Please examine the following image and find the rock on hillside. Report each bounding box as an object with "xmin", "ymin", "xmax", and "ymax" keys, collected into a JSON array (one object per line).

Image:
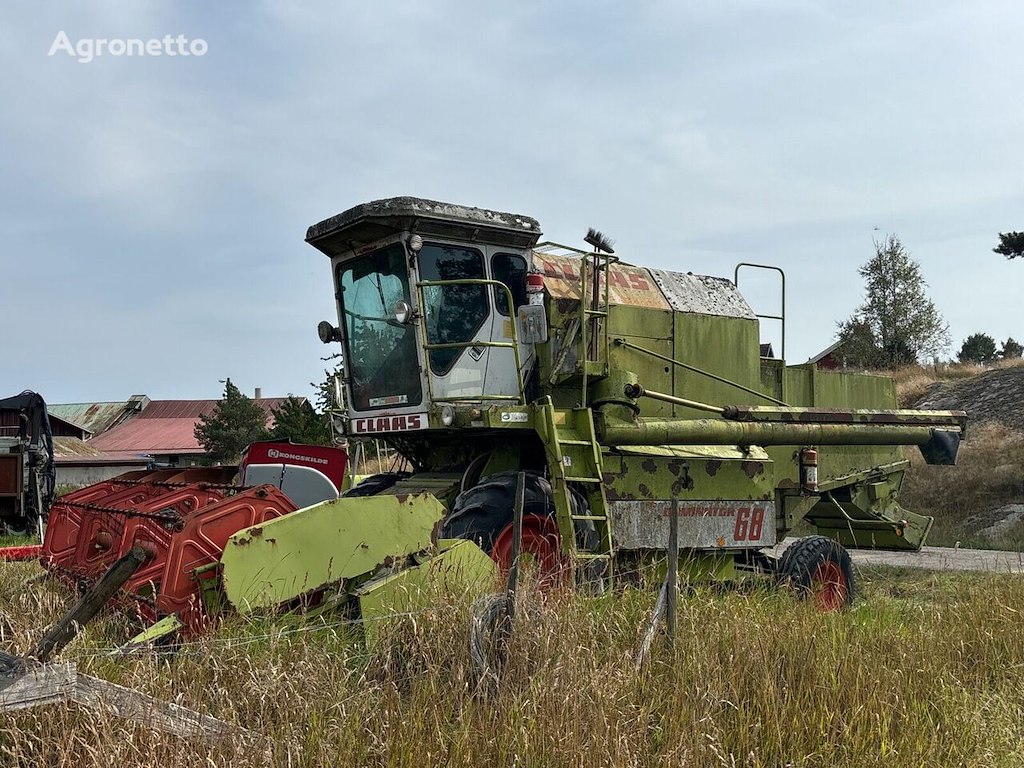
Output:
[{"xmin": 912, "ymin": 366, "xmax": 1024, "ymax": 431}]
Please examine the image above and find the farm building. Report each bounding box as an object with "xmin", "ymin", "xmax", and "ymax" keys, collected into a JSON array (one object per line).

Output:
[{"xmin": 48, "ymin": 393, "xmax": 292, "ymax": 485}]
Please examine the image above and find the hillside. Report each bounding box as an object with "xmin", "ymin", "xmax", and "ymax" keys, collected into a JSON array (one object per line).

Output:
[
  {"xmin": 902, "ymin": 361, "xmax": 1024, "ymax": 429},
  {"xmin": 895, "ymin": 361, "xmax": 1024, "ymax": 549}
]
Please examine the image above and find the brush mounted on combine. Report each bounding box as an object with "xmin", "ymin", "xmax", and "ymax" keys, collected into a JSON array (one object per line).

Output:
[{"xmin": 25, "ymin": 197, "xmax": 967, "ymax": 651}]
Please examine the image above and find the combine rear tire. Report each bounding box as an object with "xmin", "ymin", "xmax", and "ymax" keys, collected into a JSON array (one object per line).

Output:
[{"xmin": 779, "ymin": 535, "xmax": 854, "ymax": 611}]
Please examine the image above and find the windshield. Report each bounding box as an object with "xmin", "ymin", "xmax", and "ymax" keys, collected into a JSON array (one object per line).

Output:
[{"xmin": 337, "ymin": 244, "xmax": 422, "ymax": 410}]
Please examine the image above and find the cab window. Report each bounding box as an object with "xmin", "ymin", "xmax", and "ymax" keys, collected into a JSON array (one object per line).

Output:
[
  {"xmin": 491, "ymin": 253, "xmax": 528, "ymax": 316},
  {"xmin": 418, "ymin": 244, "xmax": 488, "ymax": 375}
]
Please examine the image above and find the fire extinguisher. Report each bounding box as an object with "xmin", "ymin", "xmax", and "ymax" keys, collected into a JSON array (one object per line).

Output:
[{"xmin": 800, "ymin": 448, "xmax": 819, "ymax": 494}]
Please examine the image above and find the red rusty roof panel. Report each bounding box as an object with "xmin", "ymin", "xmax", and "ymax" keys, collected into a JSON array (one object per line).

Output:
[
  {"xmin": 52, "ymin": 437, "xmax": 150, "ymax": 465},
  {"xmin": 86, "ymin": 398, "xmax": 292, "ymax": 456}
]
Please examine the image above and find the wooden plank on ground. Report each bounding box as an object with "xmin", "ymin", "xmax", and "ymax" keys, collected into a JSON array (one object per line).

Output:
[
  {"xmin": 0, "ymin": 660, "xmax": 268, "ymax": 757},
  {"xmin": 0, "ymin": 662, "xmax": 76, "ymax": 711}
]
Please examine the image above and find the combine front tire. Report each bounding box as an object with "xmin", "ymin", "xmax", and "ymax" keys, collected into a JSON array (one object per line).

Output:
[
  {"xmin": 440, "ymin": 471, "xmax": 569, "ymax": 584},
  {"xmin": 779, "ymin": 535, "xmax": 855, "ymax": 611}
]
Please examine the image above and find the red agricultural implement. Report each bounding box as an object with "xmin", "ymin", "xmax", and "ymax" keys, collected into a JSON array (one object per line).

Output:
[{"xmin": 37, "ymin": 441, "xmax": 347, "ymax": 637}]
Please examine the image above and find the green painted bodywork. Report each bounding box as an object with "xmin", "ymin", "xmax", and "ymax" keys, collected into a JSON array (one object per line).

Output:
[
  {"xmin": 124, "ymin": 614, "xmax": 186, "ymax": 649},
  {"xmin": 220, "ymin": 493, "xmax": 446, "ymax": 612},
  {"xmin": 647, "ymin": 550, "xmax": 738, "ymax": 583},
  {"xmin": 535, "ymin": 282, "xmax": 957, "ymax": 551},
  {"xmin": 354, "ymin": 538, "xmax": 498, "ymax": 646}
]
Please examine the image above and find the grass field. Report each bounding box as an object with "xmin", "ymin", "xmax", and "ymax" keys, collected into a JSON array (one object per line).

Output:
[
  {"xmin": 2, "ymin": 560, "xmax": 1024, "ymax": 767},
  {"xmin": 2, "ymin": 361, "xmax": 1021, "ymax": 765}
]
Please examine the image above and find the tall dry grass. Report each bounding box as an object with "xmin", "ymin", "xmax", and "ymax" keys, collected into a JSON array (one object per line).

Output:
[
  {"xmin": 3, "ymin": 561, "xmax": 1024, "ymax": 767},
  {"xmin": 892, "ymin": 360, "xmax": 1024, "ymax": 548}
]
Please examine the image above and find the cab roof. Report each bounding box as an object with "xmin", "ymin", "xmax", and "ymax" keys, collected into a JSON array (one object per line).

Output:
[{"xmin": 306, "ymin": 196, "xmax": 542, "ymax": 257}]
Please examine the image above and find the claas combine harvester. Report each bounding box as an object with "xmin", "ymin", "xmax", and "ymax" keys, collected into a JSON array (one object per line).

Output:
[{"xmin": 26, "ymin": 197, "xmax": 967, "ymax": 646}]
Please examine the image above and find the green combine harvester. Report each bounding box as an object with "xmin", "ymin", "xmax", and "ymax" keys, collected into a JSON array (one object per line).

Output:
[
  {"xmin": 26, "ymin": 197, "xmax": 968, "ymax": 653},
  {"xmin": 215, "ymin": 196, "xmax": 965, "ymax": 620}
]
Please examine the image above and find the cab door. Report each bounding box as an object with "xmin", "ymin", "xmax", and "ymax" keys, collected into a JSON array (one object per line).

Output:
[
  {"xmin": 416, "ymin": 242, "xmax": 526, "ymax": 402},
  {"xmin": 481, "ymin": 250, "xmax": 531, "ymax": 399}
]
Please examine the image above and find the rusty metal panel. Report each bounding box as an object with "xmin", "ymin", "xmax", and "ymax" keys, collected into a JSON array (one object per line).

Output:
[
  {"xmin": 532, "ymin": 253, "xmax": 670, "ymax": 310},
  {"xmin": 649, "ymin": 269, "xmax": 756, "ymax": 319},
  {"xmin": 0, "ymin": 455, "xmax": 20, "ymax": 497},
  {"xmin": 611, "ymin": 499, "xmax": 776, "ymax": 550},
  {"xmin": 48, "ymin": 402, "xmax": 137, "ymax": 436}
]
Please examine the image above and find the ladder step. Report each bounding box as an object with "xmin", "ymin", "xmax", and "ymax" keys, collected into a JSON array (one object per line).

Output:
[
  {"xmin": 556, "ymin": 438, "xmax": 591, "ymax": 446},
  {"xmin": 571, "ymin": 514, "xmax": 608, "ymax": 522},
  {"xmin": 563, "ymin": 476, "xmax": 602, "ymax": 483},
  {"xmin": 583, "ymin": 309, "xmax": 608, "ymax": 317},
  {"xmin": 573, "ymin": 552, "xmax": 612, "ymax": 561}
]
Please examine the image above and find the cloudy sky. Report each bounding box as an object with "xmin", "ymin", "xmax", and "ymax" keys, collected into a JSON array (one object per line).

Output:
[{"xmin": 2, "ymin": 1, "xmax": 1021, "ymax": 405}]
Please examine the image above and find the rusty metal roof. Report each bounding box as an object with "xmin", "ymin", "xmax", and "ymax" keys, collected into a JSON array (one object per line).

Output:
[
  {"xmin": 648, "ymin": 270, "xmax": 756, "ymax": 319},
  {"xmin": 48, "ymin": 401, "xmax": 140, "ymax": 435},
  {"xmin": 531, "ymin": 252, "xmax": 756, "ymax": 319},
  {"xmin": 52, "ymin": 437, "xmax": 150, "ymax": 465},
  {"xmin": 86, "ymin": 398, "xmax": 291, "ymax": 456},
  {"xmin": 53, "ymin": 436, "xmax": 107, "ymax": 458}
]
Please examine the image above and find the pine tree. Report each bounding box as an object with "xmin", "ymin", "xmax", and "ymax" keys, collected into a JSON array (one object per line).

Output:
[
  {"xmin": 957, "ymin": 333, "xmax": 997, "ymax": 364},
  {"xmin": 993, "ymin": 232, "xmax": 1024, "ymax": 259},
  {"xmin": 1000, "ymin": 337, "xmax": 1023, "ymax": 359},
  {"xmin": 194, "ymin": 380, "xmax": 270, "ymax": 464},
  {"xmin": 269, "ymin": 395, "xmax": 333, "ymax": 445}
]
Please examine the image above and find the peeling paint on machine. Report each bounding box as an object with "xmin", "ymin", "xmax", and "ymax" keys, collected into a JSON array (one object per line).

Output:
[{"xmin": 611, "ymin": 500, "xmax": 776, "ymax": 549}]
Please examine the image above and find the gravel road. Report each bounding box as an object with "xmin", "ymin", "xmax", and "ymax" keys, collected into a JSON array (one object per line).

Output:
[{"xmin": 772, "ymin": 538, "xmax": 1024, "ymax": 574}]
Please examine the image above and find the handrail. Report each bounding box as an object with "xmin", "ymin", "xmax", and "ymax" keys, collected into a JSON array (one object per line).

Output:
[
  {"xmin": 734, "ymin": 262, "xmax": 786, "ymax": 361},
  {"xmin": 579, "ymin": 252, "xmax": 615, "ymax": 406},
  {"xmin": 415, "ymin": 278, "xmax": 526, "ymax": 405}
]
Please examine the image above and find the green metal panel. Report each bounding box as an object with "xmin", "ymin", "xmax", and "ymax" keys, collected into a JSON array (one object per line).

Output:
[
  {"xmin": 602, "ymin": 445, "xmax": 776, "ymax": 550},
  {"xmin": 607, "ymin": 307, "xmax": 675, "ymax": 404},
  {"xmin": 124, "ymin": 614, "xmax": 186, "ymax": 649},
  {"xmin": 759, "ymin": 358, "xmax": 785, "ymax": 403},
  {"xmin": 354, "ymin": 538, "xmax": 498, "ymax": 647},
  {"xmin": 648, "ymin": 550, "xmax": 737, "ymax": 583},
  {"xmin": 774, "ymin": 365, "xmax": 906, "ymax": 489},
  {"xmin": 783, "ymin": 366, "xmax": 813, "ymax": 406},
  {"xmin": 220, "ymin": 493, "xmax": 447, "ymax": 612},
  {"xmin": 670, "ymin": 312, "xmax": 763, "ymax": 416}
]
